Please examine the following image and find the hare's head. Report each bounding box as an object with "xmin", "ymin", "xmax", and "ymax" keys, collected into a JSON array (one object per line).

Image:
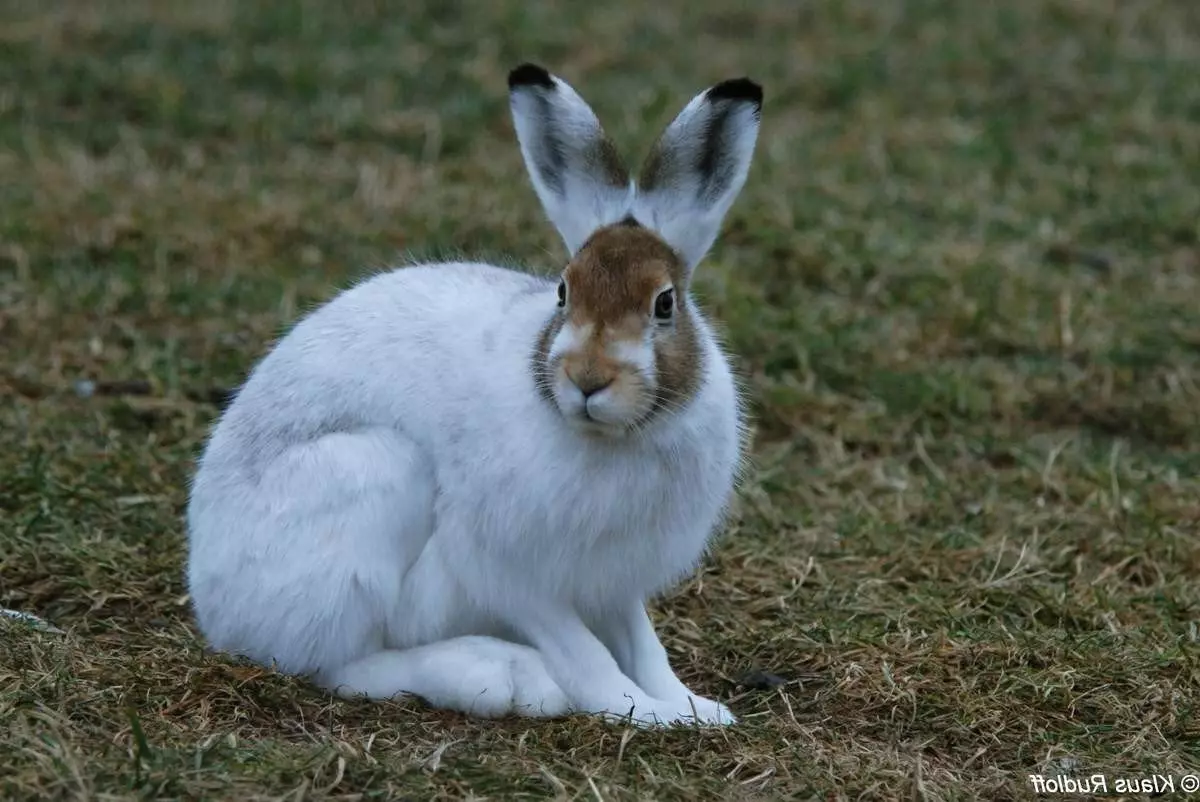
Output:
[{"xmin": 510, "ymin": 64, "xmax": 762, "ymax": 437}]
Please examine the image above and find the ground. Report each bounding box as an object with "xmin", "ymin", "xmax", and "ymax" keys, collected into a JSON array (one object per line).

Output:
[{"xmin": 2, "ymin": 1, "xmax": 1199, "ymax": 799}]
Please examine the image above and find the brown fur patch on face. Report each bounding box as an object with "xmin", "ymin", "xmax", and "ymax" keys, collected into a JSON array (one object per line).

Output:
[
  {"xmin": 650, "ymin": 314, "xmax": 704, "ymax": 420},
  {"xmin": 532, "ymin": 224, "xmax": 705, "ymax": 428},
  {"xmin": 564, "ymin": 225, "xmax": 684, "ymax": 323},
  {"xmin": 532, "ymin": 303, "xmax": 564, "ymax": 408}
]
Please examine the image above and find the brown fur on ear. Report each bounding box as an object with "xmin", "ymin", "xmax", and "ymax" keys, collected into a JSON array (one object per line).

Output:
[{"xmin": 532, "ymin": 223, "xmax": 706, "ymax": 427}]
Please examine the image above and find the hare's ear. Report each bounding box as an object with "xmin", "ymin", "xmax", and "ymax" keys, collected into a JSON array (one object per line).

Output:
[
  {"xmin": 508, "ymin": 64, "xmax": 634, "ymax": 256},
  {"xmin": 631, "ymin": 78, "xmax": 762, "ymax": 273}
]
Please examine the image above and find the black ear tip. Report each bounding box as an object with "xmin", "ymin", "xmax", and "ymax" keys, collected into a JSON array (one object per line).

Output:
[
  {"xmin": 508, "ymin": 63, "xmax": 556, "ymax": 90},
  {"xmin": 707, "ymin": 77, "xmax": 763, "ymax": 109}
]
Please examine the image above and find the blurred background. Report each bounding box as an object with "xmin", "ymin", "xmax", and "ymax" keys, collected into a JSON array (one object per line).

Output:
[{"xmin": 2, "ymin": 1, "xmax": 1198, "ymax": 799}]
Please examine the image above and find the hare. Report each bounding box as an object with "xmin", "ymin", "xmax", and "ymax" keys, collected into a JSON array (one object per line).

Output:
[{"xmin": 186, "ymin": 63, "xmax": 762, "ymax": 727}]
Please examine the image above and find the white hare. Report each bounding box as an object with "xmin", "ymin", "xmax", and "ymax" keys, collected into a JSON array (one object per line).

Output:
[{"xmin": 186, "ymin": 63, "xmax": 762, "ymax": 727}]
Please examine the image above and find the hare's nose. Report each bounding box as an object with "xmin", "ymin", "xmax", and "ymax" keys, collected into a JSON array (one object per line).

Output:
[
  {"xmin": 579, "ymin": 378, "xmax": 613, "ymax": 398},
  {"xmin": 566, "ymin": 368, "xmax": 613, "ymax": 398}
]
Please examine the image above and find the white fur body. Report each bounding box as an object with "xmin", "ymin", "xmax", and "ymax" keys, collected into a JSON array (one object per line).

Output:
[
  {"xmin": 187, "ymin": 64, "xmax": 762, "ymax": 726},
  {"xmin": 188, "ymin": 264, "xmax": 741, "ymax": 720}
]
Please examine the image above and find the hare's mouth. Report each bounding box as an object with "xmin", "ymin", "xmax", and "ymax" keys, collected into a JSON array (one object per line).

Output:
[
  {"xmin": 558, "ymin": 400, "xmax": 634, "ymax": 439},
  {"xmin": 548, "ymin": 364, "xmax": 649, "ymax": 437}
]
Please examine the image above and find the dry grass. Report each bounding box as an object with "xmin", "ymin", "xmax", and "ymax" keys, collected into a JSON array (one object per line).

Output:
[{"xmin": 3, "ymin": 0, "xmax": 1199, "ymax": 799}]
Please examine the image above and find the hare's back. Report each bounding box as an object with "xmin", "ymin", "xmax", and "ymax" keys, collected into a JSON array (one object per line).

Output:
[
  {"xmin": 211, "ymin": 261, "xmax": 555, "ymax": 462},
  {"xmin": 318, "ymin": 261, "xmax": 556, "ymax": 387}
]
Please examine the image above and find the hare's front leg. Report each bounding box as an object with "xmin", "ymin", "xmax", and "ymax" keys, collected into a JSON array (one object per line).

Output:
[
  {"xmin": 511, "ymin": 606, "xmax": 724, "ymax": 727},
  {"xmin": 589, "ymin": 601, "xmax": 737, "ymax": 726}
]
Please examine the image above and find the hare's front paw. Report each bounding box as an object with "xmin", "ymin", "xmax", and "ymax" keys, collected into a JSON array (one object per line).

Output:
[
  {"xmin": 678, "ymin": 695, "xmax": 738, "ymax": 726},
  {"xmin": 614, "ymin": 697, "xmax": 737, "ymax": 728}
]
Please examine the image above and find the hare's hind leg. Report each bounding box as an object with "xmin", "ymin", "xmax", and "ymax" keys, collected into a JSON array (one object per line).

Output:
[
  {"xmin": 322, "ymin": 636, "xmax": 571, "ymax": 719},
  {"xmin": 188, "ymin": 426, "xmax": 437, "ymax": 679}
]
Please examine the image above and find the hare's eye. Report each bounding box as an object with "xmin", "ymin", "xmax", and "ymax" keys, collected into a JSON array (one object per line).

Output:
[
  {"xmin": 556, "ymin": 280, "xmax": 567, "ymax": 308},
  {"xmin": 654, "ymin": 288, "xmax": 675, "ymax": 321}
]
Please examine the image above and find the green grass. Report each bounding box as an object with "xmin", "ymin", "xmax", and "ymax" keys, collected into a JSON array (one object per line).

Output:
[{"xmin": 3, "ymin": 0, "xmax": 1199, "ymax": 798}]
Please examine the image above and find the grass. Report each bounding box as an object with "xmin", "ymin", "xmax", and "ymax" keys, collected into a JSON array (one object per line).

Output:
[{"xmin": 2, "ymin": 0, "xmax": 1199, "ymax": 798}]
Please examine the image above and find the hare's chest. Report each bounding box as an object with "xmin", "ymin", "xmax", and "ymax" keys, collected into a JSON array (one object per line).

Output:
[
  {"xmin": 531, "ymin": 435, "xmax": 736, "ymax": 594},
  {"xmin": 577, "ymin": 452, "xmax": 732, "ymax": 596},
  {"xmin": 437, "ymin": 399, "xmax": 740, "ymax": 598}
]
